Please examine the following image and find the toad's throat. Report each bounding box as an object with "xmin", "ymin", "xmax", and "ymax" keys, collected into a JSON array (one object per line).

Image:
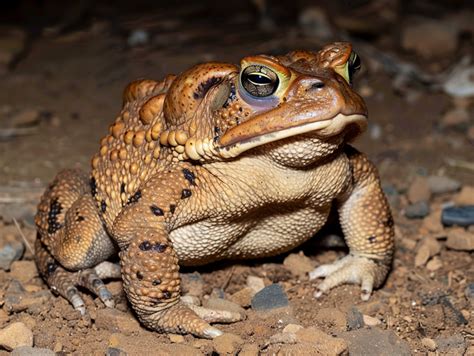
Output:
[{"xmin": 217, "ymin": 113, "xmax": 367, "ymax": 158}]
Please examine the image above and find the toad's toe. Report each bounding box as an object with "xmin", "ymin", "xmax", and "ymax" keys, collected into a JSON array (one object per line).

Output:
[{"xmin": 309, "ymin": 254, "xmax": 388, "ymax": 301}]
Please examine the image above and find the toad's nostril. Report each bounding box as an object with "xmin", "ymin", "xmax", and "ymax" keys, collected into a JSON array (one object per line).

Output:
[{"xmin": 310, "ymin": 81, "xmax": 325, "ymax": 90}]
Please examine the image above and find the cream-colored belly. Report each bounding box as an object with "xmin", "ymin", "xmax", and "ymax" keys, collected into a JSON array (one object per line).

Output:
[{"xmin": 170, "ymin": 205, "xmax": 330, "ymax": 266}]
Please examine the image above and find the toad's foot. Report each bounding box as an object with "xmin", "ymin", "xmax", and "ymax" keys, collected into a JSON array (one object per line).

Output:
[
  {"xmin": 36, "ymin": 239, "xmax": 121, "ymax": 314},
  {"xmin": 51, "ymin": 261, "xmax": 121, "ymax": 314},
  {"xmin": 134, "ymin": 300, "xmax": 224, "ymax": 339},
  {"xmin": 309, "ymin": 254, "xmax": 389, "ymax": 301}
]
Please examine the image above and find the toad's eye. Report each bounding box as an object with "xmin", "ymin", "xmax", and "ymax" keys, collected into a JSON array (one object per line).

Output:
[
  {"xmin": 240, "ymin": 65, "xmax": 279, "ymax": 97},
  {"xmin": 348, "ymin": 52, "xmax": 361, "ymax": 84}
]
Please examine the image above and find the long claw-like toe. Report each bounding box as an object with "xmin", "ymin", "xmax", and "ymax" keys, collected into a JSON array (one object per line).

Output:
[
  {"xmin": 136, "ymin": 300, "xmax": 224, "ymax": 339},
  {"xmin": 309, "ymin": 254, "xmax": 388, "ymax": 301}
]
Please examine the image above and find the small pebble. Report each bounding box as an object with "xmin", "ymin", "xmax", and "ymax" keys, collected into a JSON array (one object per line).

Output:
[
  {"xmin": 105, "ymin": 347, "xmax": 127, "ymax": 356},
  {"xmin": 212, "ymin": 333, "xmax": 244, "ymax": 355},
  {"xmin": 251, "ymin": 284, "xmax": 289, "ymax": 311},
  {"xmin": 426, "ymin": 257, "xmax": 443, "ymax": 271},
  {"xmin": 464, "ymin": 283, "xmax": 474, "ymax": 300},
  {"xmin": 229, "ymin": 287, "xmax": 255, "ymax": 308},
  {"xmin": 442, "ymin": 205, "xmax": 474, "ymax": 226},
  {"xmin": 454, "ymin": 186, "xmax": 474, "ymax": 205},
  {"xmin": 405, "ymin": 201, "xmax": 430, "ymax": 219},
  {"xmin": 427, "ymin": 175, "xmax": 461, "ymax": 195},
  {"xmin": 283, "ymin": 252, "xmax": 315, "ymax": 276},
  {"xmin": 421, "ymin": 337, "xmax": 437, "ymax": 351},
  {"xmin": 0, "ymin": 234, "xmax": 24, "ymax": 270},
  {"xmin": 246, "ymin": 276, "xmax": 265, "ymax": 294},
  {"xmin": 0, "ymin": 322, "xmax": 33, "ymax": 351},
  {"xmin": 168, "ymin": 334, "xmax": 185, "ymax": 344},
  {"xmin": 407, "ymin": 176, "xmax": 430, "ymax": 204},
  {"xmin": 346, "ymin": 306, "xmax": 365, "ymax": 330},
  {"xmin": 282, "ymin": 323, "xmax": 303, "ymax": 333},
  {"xmin": 362, "ymin": 314, "xmax": 381, "ymax": 326},
  {"xmin": 446, "ymin": 228, "xmax": 474, "ymax": 251}
]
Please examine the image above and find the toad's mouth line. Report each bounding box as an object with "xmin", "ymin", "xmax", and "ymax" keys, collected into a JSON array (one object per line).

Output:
[{"xmin": 216, "ymin": 113, "xmax": 367, "ymax": 158}]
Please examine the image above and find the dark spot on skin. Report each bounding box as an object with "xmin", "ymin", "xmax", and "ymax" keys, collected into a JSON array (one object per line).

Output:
[
  {"xmin": 182, "ymin": 168, "xmax": 196, "ymax": 185},
  {"xmin": 152, "ymin": 279, "xmax": 161, "ymax": 286},
  {"xmin": 368, "ymin": 236, "xmax": 376, "ymax": 243},
  {"xmin": 181, "ymin": 189, "xmax": 192, "ymax": 199},
  {"xmin": 47, "ymin": 198, "xmax": 63, "ymax": 234},
  {"xmin": 76, "ymin": 216, "xmax": 85, "ymax": 222},
  {"xmin": 46, "ymin": 262, "xmax": 58, "ymax": 277},
  {"xmin": 383, "ymin": 216, "xmax": 394, "ymax": 228},
  {"xmin": 74, "ymin": 235, "xmax": 82, "ymax": 243},
  {"xmin": 150, "ymin": 205, "xmax": 164, "ymax": 216},
  {"xmin": 120, "ymin": 183, "xmax": 126, "ymax": 194},
  {"xmin": 214, "ymin": 126, "xmax": 221, "ymax": 136},
  {"xmin": 100, "ymin": 200, "xmax": 107, "ymax": 213},
  {"xmin": 139, "ymin": 241, "xmax": 152, "ymax": 251},
  {"xmin": 193, "ymin": 76, "xmax": 221, "ymax": 99},
  {"xmin": 90, "ymin": 177, "xmax": 97, "ymax": 197},
  {"xmin": 169, "ymin": 204, "xmax": 176, "ymax": 214},
  {"xmin": 153, "ymin": 243, "xmax": 167, "ymax": 253},
  {"xmin": 127, "ymin": 190, "xmax": 142, "ymax": 205},
  {"xmin": 163, "ymin": 291, "xmax": 171, "ymax": 299},
  {"xmin": 136, "ymin": 271, "xmax": 144, "ymax": 280}
]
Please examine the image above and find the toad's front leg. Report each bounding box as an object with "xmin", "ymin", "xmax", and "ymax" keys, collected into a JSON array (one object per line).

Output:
[
  {"xmin": 310, "ymin": 146, "xmax": 395, "ymax": 300},
  {"xmin": 113, "ymin": 168, "xmax": 222, "ymax": 338}
]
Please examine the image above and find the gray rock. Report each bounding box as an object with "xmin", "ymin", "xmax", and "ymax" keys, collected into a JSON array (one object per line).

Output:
[
  {"xmin": 346, "ymin": 306, "xmax": 365, "ymax": 330},
  {"xmin": 442, "ymin": 205, "xmax": 474, "ymax": 226},
  {"xmin": 251, "ymin": 283, "xmax": 289, "ymax": 311},
  {"xmin": 405, "ymin": 201, "xmax": 430, "ymax": 219},
  {"xmin": 427, "ymin": 176, "xmax": 461, "ymax": 195},
  {"xmin": 11, "ymin": 347, "xmax": 55, "ymax": 356},
  {"xmin": 105, "ymin": 347, "xmax": 128, "ymax": 356},
  {"xmin": 464, "ymin": 283, "xmax": 474, "ymax": 300},
  {"xmin": 0, "ymin": 239, "xmax": 24, "ymax": 270},
  {"xmin": 341, "ymin": 328, "xmax": 411, "ymax": 356},
  {"xmin": 436, "ymin": 335, "xmax": 466, "ymax": 355}
]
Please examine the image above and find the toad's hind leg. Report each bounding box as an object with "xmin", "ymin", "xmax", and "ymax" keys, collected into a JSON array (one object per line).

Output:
[{"xmin": 35, "ymin": 169, "xmax": 119, "ymax": 313}]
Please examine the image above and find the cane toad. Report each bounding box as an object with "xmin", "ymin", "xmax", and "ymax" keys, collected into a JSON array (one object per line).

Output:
[{"xmin": 35, "ymin": 42, "xmax": 394, "ymax": 338}]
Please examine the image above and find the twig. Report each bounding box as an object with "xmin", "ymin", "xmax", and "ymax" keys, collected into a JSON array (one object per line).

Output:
[
  {"xmin": 0, "ymin": 127, "xmax": 38, "ymax": 140},
  {"xmin": 445, "ymin": 158, "xmax": 474, "ymax": 172},
  {"xmin": 13, "ymin": 217, "xmax": 34, "ymax": 255},
  {"xmin": 221, "ymin": 265, "xmax": 235, "ymax": 291}
]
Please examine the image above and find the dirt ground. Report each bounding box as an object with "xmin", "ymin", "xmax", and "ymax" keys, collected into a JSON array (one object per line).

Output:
[{"xmin": 0, "ymin": 1, "xmax": 473, "ymax": 355}]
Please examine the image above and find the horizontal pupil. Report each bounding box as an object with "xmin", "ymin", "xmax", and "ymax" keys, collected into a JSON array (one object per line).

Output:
[{"xmin": 248, "ymin": 74, "xmax": 272, "ymax": 85}]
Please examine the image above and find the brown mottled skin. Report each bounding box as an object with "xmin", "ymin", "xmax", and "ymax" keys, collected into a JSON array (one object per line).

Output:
[{"xmin": 35, "ymin": 42, "xmax": 394, "ymax": 338}]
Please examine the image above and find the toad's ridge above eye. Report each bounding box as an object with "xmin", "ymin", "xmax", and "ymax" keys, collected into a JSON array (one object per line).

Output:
[{"xmin": 240, "ymin": 65, "xmax": 279, "ymax": 98}]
